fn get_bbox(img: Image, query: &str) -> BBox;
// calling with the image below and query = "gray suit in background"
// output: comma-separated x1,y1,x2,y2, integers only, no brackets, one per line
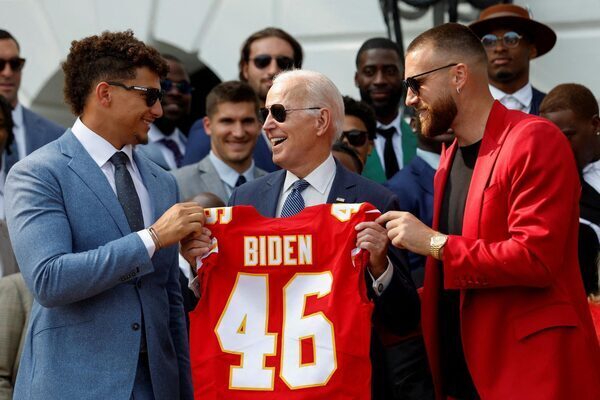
172,155,266,203
0,221,18,277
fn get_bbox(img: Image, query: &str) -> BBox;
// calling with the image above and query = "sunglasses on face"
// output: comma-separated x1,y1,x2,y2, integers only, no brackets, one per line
341,129,374,147
0,57,26,72
161,79,194,94
259,104,321,123
251,54,295,70
106,81,164,107
403,63,458,96
481,31,523,49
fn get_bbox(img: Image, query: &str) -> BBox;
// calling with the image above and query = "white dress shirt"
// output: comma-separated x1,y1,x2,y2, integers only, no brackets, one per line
148,124,186,170
11,103,26,160
374,114,404,172
276,154,393,294
489,83,533,113
583,159,600,194
209,151,257,198
71,118,156,257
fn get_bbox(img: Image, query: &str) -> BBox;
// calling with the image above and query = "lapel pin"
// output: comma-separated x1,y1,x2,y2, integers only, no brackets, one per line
335,197,346,203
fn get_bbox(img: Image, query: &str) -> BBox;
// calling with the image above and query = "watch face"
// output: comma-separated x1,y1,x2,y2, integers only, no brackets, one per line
432,235,447,247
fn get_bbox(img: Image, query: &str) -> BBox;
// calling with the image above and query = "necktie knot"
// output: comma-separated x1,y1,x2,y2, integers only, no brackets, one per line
280,179,310,218
377,126,396,139
502,95,525,111
110,151,130,167
235,175,247,187
291,179,310,192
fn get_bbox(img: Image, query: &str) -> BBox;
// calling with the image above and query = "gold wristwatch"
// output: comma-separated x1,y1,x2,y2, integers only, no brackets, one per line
430,234,448,260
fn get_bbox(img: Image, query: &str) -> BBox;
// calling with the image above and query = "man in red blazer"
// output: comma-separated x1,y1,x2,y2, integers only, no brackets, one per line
378,23,600,399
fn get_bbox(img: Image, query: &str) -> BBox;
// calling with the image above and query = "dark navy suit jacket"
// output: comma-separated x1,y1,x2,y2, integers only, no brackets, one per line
384,155,435,286
529,86,546,116
181,119,278,172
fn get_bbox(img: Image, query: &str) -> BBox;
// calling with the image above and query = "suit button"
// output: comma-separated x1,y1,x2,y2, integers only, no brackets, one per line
132,323,140,331
136,280,142,289
377,283,384,293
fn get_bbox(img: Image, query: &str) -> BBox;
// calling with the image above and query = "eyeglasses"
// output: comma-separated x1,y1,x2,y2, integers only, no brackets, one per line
106,81,164,107
481,32,523,49
251,55,295,71
341,129,374,146
161,79,194,94
403,63,458,96
0,57,26,72
259,104,321,123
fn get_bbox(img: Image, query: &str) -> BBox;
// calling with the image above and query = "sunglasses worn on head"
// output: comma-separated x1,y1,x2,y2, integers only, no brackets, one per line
251,54,295,70
403,63,458,96
161,79,194,94
260,104,321,123
107,81,164,107
341,130,374,146
481,31,523,49
0,57,26,72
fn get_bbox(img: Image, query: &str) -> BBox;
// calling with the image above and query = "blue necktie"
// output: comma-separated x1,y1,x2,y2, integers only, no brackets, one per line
109,152,144,232
159,138,184,168
280,179,310,217
235,175,247,187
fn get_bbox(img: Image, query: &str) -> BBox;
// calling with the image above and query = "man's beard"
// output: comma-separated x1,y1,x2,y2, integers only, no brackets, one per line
359,87,403,119
419,93,457,137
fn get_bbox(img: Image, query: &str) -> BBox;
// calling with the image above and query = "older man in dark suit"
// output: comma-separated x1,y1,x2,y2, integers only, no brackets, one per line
226,69,423,400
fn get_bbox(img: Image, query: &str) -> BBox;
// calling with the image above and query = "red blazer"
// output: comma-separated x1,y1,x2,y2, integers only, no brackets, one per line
422,102,600,399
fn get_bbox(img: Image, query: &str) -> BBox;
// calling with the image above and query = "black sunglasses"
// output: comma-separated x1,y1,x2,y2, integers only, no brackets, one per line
251,54,295,70
481,31,523,49
403,63,458,96
107,81,164,107
259,104,321,123
341,130,374,147
161,79,194,94
0,57,26,72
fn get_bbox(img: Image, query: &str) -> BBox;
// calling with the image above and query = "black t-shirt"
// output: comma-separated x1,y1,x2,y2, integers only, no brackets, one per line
438,140,481,399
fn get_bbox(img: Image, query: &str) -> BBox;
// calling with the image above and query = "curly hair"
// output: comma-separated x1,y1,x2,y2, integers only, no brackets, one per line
62,30,168,115
342,96,376,139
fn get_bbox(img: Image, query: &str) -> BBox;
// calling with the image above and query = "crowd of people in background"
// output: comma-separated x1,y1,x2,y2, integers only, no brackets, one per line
0,2,599,400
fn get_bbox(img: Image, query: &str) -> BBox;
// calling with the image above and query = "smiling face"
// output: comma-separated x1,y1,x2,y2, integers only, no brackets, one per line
161,58,192,122
242,36,295,104
404,47,458,138
205,101,261,173
263,78,329,177
0,38,22,107
108,67,163,147
355,48,403,122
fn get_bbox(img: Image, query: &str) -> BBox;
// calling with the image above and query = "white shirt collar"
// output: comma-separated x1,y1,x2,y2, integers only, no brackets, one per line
283,153,336,195
489,82,533,111
11,103,26,159
209,151,255,188
416,148,441,170
583,159,600,193
71,117,136,170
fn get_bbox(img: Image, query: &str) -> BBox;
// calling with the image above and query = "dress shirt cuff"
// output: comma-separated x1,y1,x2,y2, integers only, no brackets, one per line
137,229,156,258
369,258,393,296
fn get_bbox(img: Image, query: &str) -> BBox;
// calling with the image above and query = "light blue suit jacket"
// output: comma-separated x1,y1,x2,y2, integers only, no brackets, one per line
5,130,192,399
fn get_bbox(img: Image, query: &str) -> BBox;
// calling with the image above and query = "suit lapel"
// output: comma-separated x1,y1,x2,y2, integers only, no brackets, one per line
327,162,359,203
198,157,229,201
260,171,286,217
61,131,131,235
400,119,417,166
462,102,510,238
134,150,163,221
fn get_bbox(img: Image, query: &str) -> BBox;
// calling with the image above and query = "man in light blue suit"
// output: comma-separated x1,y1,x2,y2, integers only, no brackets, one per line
5,31,207,400
0,30,64,173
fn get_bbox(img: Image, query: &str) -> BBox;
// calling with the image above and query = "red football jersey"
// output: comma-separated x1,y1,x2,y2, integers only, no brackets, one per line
189,203,378,399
